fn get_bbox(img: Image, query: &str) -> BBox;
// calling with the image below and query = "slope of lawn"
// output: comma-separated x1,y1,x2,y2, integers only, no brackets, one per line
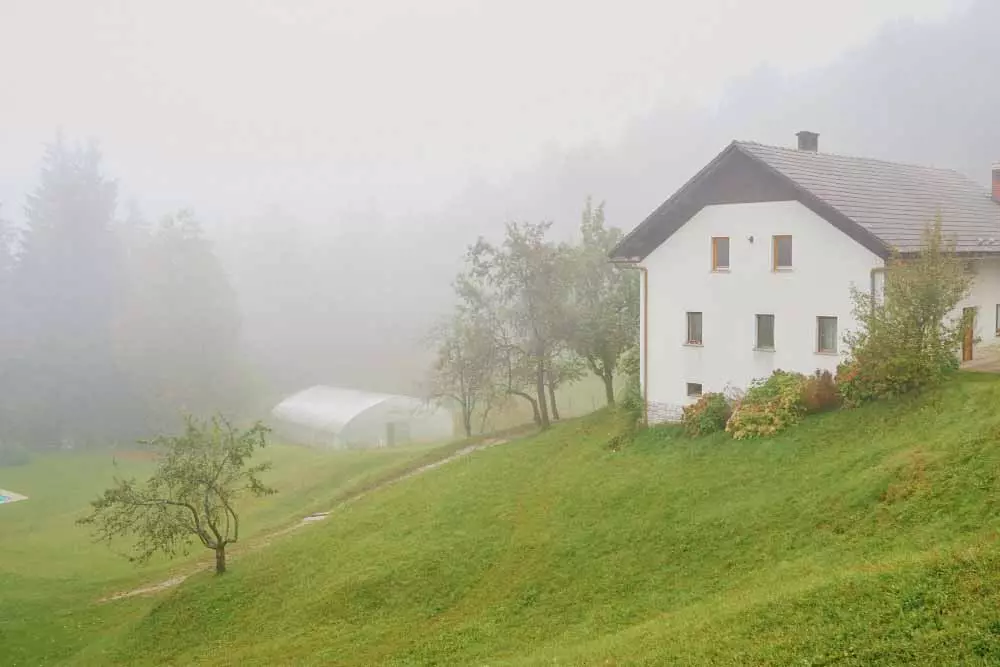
0,438,467,667
17,371,1000,665
84,371,1000,666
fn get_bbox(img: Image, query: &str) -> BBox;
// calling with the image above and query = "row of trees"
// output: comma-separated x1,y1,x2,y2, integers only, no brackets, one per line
429,200,639,434
0,138,244,449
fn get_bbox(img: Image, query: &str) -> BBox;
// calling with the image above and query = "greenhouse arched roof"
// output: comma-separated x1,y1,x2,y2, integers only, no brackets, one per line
270,385,428,435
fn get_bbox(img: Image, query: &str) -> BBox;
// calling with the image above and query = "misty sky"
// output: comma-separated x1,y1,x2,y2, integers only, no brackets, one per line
0,0,968,224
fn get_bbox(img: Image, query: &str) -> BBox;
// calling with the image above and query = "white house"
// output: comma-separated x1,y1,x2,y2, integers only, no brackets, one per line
611,131,1000,423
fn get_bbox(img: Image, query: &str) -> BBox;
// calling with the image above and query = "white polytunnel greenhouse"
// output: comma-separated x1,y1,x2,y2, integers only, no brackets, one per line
270,385,454,449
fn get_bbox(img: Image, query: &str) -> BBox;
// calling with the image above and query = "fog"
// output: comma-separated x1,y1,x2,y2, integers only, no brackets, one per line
1,0,996,442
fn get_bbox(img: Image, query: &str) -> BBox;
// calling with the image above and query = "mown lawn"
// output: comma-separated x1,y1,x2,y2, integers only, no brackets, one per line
59,371,1000,666
11,373,1000,665
0,439,463,666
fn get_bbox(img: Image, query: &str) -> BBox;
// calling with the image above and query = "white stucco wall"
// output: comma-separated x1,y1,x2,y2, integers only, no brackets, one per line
959,257,1000,356
639,200,885,422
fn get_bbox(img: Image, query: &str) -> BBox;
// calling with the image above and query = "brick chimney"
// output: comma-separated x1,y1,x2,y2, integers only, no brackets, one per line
796,131,819,152
993,163,1000,201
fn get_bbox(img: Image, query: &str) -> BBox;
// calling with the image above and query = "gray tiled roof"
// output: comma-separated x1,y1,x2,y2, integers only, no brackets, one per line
736,142,1000,253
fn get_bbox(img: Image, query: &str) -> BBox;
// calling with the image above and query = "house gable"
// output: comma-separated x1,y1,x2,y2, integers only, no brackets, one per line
612,143,890,262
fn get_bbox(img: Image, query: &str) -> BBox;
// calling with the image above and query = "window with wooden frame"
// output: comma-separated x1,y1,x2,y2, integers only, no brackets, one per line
686,311,703,345
872,269,886,305
772,235,792,270
711,237,730,271
817,316,838,353
686,382,703,397
755,314,775,350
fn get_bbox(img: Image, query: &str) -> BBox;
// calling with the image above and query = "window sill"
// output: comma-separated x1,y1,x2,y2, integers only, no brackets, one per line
711,267,730,273
772,267,793,273
815,350,839,356
753,347,775,353
683,342,704,347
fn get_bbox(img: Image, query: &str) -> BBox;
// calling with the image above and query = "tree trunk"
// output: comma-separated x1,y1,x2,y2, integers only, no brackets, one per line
479,405,492,434
510,391,540,425
215,545,226,575
535,360,550,429
462,407,473,438
603,370,615,407
547,382,560,421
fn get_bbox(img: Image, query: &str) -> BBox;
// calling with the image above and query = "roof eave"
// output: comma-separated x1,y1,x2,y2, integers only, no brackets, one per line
608,142,742,262
731,144,892,260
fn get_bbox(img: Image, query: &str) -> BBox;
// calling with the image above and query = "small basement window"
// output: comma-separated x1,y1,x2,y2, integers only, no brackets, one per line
686,382,703,397
773,235,792,270
817,316,838,353
755,314,775,350
686,311,703,345
712,237,730,271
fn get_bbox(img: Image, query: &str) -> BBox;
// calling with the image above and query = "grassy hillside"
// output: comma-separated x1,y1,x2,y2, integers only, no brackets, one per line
0,440,467,666
13,372,1000,665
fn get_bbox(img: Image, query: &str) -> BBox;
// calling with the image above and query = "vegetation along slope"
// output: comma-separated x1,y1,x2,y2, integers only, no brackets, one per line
39,371,1000,665
0,439,477,666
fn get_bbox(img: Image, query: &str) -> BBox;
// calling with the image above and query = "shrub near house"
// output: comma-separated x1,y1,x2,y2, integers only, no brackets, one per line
838,220,972,407
681,393,731,436
726,371,808,440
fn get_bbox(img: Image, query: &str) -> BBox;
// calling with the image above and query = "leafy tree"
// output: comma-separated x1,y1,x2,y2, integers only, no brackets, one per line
0,205,17,442
839,219,973,405
467,222,568,429
78,416,275,575
564,199,639,406
0,204,15,281
428,303,499,438
115,210,243,429
545,348,586,421
495,327,544,425
11,137,125,445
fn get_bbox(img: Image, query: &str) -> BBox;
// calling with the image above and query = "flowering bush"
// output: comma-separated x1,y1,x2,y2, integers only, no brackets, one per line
801,370,840,413
726,370,807,439
681,393,731,436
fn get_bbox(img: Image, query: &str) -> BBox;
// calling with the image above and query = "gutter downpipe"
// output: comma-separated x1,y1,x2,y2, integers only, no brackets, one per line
640,265,648,425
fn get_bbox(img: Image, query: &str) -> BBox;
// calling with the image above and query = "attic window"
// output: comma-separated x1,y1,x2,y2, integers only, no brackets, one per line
712,237,729,271
773,235,792,271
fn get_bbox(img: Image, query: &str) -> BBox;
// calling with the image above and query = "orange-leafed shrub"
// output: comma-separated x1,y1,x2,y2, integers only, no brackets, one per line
681,393,731,437
801,370,840,413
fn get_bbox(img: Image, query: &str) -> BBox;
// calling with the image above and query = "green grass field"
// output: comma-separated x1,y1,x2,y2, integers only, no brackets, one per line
0,439,467,666
8,373,1000,664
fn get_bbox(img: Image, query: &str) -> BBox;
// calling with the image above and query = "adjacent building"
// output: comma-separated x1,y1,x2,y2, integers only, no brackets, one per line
611,132,1000,422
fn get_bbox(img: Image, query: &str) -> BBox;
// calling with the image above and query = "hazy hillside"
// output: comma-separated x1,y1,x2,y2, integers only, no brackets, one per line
65,371,1000,665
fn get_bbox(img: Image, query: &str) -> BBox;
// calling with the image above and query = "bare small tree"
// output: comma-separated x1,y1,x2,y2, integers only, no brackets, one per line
428,304,499,438
78,416,276,575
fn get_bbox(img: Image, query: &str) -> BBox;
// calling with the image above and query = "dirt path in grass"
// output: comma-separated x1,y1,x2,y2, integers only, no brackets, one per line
100,436,510,602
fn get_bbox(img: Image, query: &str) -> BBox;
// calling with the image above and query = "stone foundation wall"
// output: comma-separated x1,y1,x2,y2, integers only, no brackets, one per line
647,401,683,424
